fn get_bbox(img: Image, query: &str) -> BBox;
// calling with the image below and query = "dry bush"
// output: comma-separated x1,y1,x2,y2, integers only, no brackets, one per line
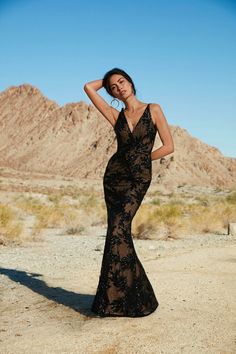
15,190,107,237
132,203,184,240
0,203,24,245
16,196,78,235
132,189,236,240
225,190,236,204
185,191,236,234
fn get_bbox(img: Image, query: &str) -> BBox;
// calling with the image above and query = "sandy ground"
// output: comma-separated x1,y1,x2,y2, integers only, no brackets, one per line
0,228,236,354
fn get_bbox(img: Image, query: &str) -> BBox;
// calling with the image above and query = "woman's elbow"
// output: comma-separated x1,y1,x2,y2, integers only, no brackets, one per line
84,83,92,93
167,142,174,154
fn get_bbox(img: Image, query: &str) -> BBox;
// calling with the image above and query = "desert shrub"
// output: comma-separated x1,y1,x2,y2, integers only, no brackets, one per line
0,203,24,244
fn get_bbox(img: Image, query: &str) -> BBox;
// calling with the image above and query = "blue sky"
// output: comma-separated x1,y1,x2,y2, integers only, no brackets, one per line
0,0,235,157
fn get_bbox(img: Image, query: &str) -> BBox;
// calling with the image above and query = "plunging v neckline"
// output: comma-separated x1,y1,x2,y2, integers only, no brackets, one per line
122,104,149,136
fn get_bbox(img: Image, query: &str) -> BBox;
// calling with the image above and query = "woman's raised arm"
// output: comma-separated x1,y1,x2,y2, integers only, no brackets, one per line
84,79,119,128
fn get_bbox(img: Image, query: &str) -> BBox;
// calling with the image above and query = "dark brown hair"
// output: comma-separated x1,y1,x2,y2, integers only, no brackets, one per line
102,67,136,97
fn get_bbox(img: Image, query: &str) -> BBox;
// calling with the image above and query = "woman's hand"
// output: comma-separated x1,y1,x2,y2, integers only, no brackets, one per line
84,79,103,92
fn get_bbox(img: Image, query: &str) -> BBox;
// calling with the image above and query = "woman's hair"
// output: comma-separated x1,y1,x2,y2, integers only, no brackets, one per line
102,67,136,97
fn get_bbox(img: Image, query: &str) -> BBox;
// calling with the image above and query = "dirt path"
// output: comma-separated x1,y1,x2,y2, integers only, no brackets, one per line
0,231,236,354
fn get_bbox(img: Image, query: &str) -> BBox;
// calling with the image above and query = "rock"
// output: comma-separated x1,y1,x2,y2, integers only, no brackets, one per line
228,223,236,236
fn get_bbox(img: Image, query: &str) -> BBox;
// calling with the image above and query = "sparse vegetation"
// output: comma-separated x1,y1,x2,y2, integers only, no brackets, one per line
133,202,184,240
12,187,106,239
150,198,160,205
66,226,85,235
0,203,24,244
15,195,80,236
132,188,236,240
225,190,236,204
1,181,236,245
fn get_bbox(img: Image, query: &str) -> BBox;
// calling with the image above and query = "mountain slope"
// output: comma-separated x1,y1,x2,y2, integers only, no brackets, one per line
0,83,235,189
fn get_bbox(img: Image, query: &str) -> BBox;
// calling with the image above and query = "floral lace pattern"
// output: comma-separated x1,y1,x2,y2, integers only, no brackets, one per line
91,104,159,317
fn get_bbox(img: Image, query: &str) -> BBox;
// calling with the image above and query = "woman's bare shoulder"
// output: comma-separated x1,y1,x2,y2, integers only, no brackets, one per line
149,103,161,109
149,103,161,126
149,103,165,118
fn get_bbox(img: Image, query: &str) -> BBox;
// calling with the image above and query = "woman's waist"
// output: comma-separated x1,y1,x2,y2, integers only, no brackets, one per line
116,147,151,157
115,150,152,166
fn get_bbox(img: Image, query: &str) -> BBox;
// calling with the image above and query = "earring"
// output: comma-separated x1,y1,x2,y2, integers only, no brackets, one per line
111,98,120,107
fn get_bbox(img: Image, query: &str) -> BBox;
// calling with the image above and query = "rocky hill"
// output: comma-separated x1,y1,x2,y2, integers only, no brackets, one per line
0,83,235,189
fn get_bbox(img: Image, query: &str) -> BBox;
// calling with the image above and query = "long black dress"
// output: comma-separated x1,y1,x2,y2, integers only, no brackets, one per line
91,103,159,317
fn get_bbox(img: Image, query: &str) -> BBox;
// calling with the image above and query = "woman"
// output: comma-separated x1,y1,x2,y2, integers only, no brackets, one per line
84,67,174,317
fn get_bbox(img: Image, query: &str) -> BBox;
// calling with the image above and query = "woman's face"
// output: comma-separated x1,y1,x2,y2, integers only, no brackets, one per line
109,74,133,100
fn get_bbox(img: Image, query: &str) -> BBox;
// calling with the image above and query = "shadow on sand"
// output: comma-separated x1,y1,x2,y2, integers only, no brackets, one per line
0,267,100,318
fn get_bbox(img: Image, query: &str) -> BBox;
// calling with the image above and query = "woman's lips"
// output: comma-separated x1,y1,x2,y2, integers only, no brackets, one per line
120,90,126,95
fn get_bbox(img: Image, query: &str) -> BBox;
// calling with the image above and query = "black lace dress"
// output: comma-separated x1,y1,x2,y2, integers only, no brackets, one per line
91,103,159,317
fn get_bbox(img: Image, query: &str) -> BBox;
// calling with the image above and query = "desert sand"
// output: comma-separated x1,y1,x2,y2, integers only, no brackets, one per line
1,227,236,354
